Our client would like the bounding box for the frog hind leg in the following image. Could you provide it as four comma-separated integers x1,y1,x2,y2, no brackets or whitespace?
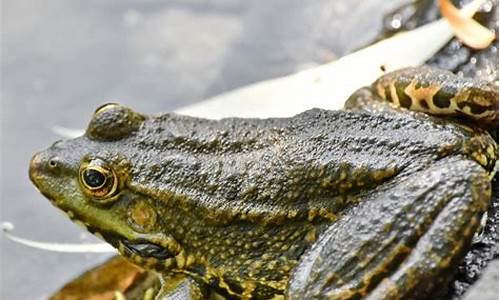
344,86,418,116
286,156,491,300
368,66,498,125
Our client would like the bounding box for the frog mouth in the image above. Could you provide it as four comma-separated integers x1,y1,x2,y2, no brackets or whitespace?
120,239,176,260
97,231,176,260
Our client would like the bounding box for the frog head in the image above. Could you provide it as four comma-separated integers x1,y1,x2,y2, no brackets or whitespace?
29,104,183,271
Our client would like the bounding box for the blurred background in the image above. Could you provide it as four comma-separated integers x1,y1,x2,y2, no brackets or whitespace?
1,1,412,299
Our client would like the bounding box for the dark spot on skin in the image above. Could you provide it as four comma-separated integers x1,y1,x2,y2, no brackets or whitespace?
396,86,411,108
414,81,430,89
223,276,244,294
384,86,393,102
419,99,429,110
399,93,412,108
457,101,467,109
468,103,488,114
433,89,453,108
433,95,451,108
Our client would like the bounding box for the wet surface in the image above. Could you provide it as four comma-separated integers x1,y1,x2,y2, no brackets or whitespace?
1,1,408,299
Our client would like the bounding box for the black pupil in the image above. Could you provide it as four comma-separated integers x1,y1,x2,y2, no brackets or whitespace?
84,169,106,188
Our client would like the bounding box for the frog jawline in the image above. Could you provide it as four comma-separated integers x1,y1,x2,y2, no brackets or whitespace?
96,230,175,261
121,239,175,260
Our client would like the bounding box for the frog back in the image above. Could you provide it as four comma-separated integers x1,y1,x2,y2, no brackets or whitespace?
105,108,484,224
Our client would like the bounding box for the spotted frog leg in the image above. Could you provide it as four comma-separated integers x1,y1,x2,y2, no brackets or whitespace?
287,156,492,299
346,66,499,126
346,66,498,173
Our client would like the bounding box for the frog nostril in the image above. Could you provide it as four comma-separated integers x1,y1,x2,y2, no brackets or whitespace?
47,157,62,172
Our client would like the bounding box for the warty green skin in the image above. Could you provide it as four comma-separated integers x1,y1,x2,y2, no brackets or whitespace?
29,68,498,299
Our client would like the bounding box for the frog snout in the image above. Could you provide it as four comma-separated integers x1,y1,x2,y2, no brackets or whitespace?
29,152,64,183
29,152,45,181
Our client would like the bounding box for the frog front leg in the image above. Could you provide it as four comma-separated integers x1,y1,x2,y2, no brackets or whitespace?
154,273,207,300
287,156,491,299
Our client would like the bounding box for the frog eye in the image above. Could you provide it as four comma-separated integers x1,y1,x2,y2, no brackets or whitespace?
79,158,118,200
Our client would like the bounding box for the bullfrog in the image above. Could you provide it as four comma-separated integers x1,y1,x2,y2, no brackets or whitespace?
29,66,498,299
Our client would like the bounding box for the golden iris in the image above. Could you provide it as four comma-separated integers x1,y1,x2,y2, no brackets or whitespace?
79,158,118,199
